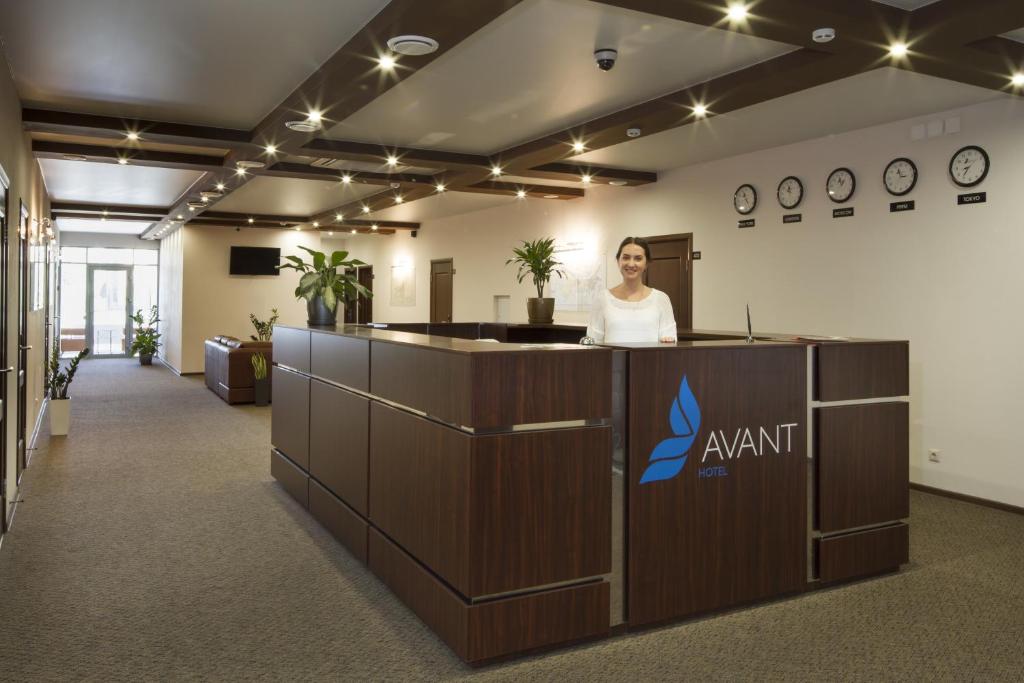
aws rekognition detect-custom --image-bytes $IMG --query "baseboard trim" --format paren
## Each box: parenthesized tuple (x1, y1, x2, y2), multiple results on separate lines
(26, 396, 48, 468)
(910, 482, 1024, 516)
(156, 356, 182, 376)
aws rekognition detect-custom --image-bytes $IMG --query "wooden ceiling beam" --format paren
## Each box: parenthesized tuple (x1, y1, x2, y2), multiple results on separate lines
(52, 212, 160, 223)
(525, 163, 656, 186)
(458, 181, 584, 199)
(51, 201, 168, 217)
(22, 108, 251, 147)
(263, 161, 436, 187)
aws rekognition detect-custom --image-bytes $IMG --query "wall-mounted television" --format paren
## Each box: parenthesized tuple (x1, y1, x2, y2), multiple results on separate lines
(230, 246, 280, 276)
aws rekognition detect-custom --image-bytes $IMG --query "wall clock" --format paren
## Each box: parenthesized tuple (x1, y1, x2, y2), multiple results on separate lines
(826, 167, 856, 203)
(948, 145, 989, 188)
(883, 157, 917, 196)
(733, 184, 757, 215)
(777, 176, 803, 209)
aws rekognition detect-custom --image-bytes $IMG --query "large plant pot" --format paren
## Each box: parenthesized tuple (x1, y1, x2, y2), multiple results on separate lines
(50, 398, 71, 436)
(526, 297, 555, 324)
(254, 377, 270, 407)
(139, 353, 153, 366)
(307, 296, 337, 326)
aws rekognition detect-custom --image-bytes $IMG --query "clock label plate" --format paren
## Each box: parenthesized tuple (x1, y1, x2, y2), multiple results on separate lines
(738, 219, 755, 228)
(692, 251, 702, 260)
(782, 214, 802, 223)
(833, 207, 855, 218)
(890, 200, 915, 213)
(957, 192, 986, 205)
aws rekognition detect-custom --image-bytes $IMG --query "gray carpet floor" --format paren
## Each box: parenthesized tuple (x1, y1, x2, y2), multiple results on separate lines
(1, 358, 1022, 681)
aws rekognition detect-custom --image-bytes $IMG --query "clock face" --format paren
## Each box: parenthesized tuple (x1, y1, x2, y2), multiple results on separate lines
(949, 145, 989, 188)
(734, 184, 757, 215)
(884, 157, 918, 196)
(777, 176, 803, 209)
(826, 167, 856, 203)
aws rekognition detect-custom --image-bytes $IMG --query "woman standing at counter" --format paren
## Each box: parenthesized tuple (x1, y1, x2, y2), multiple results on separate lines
(586, 237, 677, 344)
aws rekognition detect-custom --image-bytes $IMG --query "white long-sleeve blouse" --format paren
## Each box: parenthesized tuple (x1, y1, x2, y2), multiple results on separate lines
(585, 288, 677, 343)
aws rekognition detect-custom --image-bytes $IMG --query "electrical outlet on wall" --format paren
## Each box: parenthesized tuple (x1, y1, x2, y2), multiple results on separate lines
(928, 449, 941, 463)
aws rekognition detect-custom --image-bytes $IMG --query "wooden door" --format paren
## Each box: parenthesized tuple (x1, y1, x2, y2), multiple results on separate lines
(643, 233, 693, 329)
(357, 266, 373, 324)
(16, 203, 28, 480)
(430, 259, 454, 323)
(0, 178, 8, 531)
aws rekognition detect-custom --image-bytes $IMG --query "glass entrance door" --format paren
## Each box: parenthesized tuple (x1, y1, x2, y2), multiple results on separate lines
(87, 265, 132, 357)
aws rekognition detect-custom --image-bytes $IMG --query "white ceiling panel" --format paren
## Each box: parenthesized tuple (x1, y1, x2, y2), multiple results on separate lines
(571, 68, 1006, 172)
(209, 176, 382, 217)
(57, 218, 152, 235)
(39, 159, 202, 205)
(0, 0, 390, 129)
(328, 0, 796, 154)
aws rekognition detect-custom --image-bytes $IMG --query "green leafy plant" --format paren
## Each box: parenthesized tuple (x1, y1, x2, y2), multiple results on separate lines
(46, 345, 89, 400)
(129, 305, 161, 356)
(505, 237, 566, 298)
(278, 247, 371, 312)
(250, 308, 279, 342)
(251, 352, 268, 380)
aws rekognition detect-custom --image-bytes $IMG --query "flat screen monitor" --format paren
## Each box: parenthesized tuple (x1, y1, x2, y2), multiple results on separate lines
(230, 246, 280, 276)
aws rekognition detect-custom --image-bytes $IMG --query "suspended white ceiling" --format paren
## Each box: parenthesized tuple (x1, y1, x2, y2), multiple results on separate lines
(39, 159, 203, 205)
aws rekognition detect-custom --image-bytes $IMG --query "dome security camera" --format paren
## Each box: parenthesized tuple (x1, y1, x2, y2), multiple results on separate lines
(594, 48, 618, 71)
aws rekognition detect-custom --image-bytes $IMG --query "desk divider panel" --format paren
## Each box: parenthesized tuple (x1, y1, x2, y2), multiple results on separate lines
(271, 366, 310, 470)
(371, 342, 473, 426)
(272, 326, 311, 373)
(309, 380, 369, 515)
(815, 341, 909, 401)
(310, 332, 369, 391)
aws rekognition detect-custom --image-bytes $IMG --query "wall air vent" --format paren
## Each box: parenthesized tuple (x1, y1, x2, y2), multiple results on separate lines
(386, 35, 439, 56)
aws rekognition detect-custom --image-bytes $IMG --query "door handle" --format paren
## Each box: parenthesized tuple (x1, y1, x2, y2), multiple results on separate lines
(19, 345, 32, 351)
(0, 367, 13, 373)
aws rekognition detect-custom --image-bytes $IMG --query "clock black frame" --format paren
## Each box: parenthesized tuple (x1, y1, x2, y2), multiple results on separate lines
(733, 184, 757, 215)
(776, 176, 804, 209)
(826, 167, 856, 204)
(948, 144, 989, 188)
(883, 157, 918, 197)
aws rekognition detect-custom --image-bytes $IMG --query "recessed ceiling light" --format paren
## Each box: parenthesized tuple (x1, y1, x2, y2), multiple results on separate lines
(247, 217, 254, 224)
(386, 35, 439, 56)
(362, 205, 370, 214)
(543, 194, 558, 199)
(394, 195, 403, 204)
(335, 213, 343, 221)
(581, 174, 592, 184)
(491, 165, 502, 176)
(307, 110, 322, 123)
(313, 221, 319, 227)
(572, 140, 585, 153)
(327, 231, 334, 236)
(726, 3, 748, 21)
(264, 144, 277, 155)
(371, 224, 378, 231)
(378, 54, 397, 70)
(341, 174, 352, 184)
(126, 131, 140, 141)
(295, 226, 301, 231)
(516, 189, 527, 199)
(352, 229, 357, 234)
(117, 157, 129, 165)
(386, 155, 399, 167)
(215, 182, 226, 191)
(436, 183, 446, 192)
(609, 179, 628, 186)
(176, 214, 183, 220)
(888, 42, 908, 58)
(1012, 72, 1024, 87)
(236, 168, 247, 176)
(693, 104, 708, 117)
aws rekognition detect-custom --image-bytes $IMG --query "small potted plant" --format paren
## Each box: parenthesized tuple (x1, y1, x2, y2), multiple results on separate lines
(46, 345, 89, 436)
(279, 247, 371, 325)
(249, 308, 277, 407)
(505, 237, 566, 324)
(130, 305, 161, 365)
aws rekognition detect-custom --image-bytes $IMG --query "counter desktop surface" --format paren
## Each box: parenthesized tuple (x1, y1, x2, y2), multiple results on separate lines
(269, 322, 910, 665)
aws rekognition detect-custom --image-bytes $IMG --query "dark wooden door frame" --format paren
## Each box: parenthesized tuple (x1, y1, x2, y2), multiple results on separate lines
(643, 232, 694, 329)
(16, 201, 28, 482)
(0, 170, 8, 533)
(343, 265, 374, 325)
(429, 258, 454, 323)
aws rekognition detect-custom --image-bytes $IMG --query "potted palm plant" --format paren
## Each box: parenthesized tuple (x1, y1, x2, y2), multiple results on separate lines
(46, 345, 89, 436)
(130, 305, 161, 365)
(278, 246, 371, 326)
(249, 308, 277, 407)
(506, 237, 566, 324)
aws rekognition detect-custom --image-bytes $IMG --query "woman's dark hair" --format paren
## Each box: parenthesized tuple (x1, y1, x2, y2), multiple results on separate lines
(616, 236, 652, 261)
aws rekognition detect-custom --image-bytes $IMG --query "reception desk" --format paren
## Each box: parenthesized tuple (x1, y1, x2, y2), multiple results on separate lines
(270, 323, 909, 664)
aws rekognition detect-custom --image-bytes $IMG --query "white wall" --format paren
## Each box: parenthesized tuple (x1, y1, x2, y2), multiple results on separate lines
(158, 229, 184, 372)
(349, 96, 1024, 508)
(174, 226, 322, 373)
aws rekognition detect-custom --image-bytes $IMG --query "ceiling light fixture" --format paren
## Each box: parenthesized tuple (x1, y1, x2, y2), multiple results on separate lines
(327, 231, 334, 236)
(264, 144, 277, 155)
(543, 194, 558, 199)
(335, 212, 343, 221)
(386, 35, 439, 56)
(236, 168, 247, 176)
(888, 42, 908, 58)
(201, 190, 222, 201)
(1012, 72, 1024, 87)
(176, 214, 183, 220)
(341, 174, 352, 184)
(693, 103, 708, 117)
(117, 157, 129, 165)
(394, 195, 404, 203)
(248, 217, 254, 224)
(362, 205, 370, 214)
(491, 165, 502, 177)
(285, 110, 324, 132)
(581, 174, 592, 184)
(609, 179, 628, 186)
(371, 224, 378, 231)
(378, 54, 397, 70)
(126, 131, 140, 141)
(215, 182, 226, 191)
(516, 189, 527, 199)
(572, 140, 585, 153)
(726, 2, 748, 21)
(352, 229, 357, 234)
(313, 221, 320, 227)
(436, 183, 446, 192)
(307, 110, 323, 124)
(295, 226, 301, 231)
(386, 155, 399, 167)
(237, 160, 265, 170)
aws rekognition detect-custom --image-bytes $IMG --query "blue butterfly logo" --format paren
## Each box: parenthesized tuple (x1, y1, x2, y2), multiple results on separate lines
(639, 375, 701, 484)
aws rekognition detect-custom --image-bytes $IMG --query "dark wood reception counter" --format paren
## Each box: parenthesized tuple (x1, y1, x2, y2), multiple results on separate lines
(270, 322, 909, 664)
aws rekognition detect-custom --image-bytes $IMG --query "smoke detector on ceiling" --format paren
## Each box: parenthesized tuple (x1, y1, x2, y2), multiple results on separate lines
(812, 28, 836, 43)
(626, 127, 642, 138)
(386, 35, 439, 56)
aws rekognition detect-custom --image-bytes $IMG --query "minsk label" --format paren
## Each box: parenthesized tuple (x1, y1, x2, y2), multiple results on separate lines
(890, 200, 915, 213)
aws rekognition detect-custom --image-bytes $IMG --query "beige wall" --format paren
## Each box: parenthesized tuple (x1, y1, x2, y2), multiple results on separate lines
(346, 96, 1024, 509)
(162, 226, 322, 374)
(158, 229, 184, 372)
(0, 52, 53, 524)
